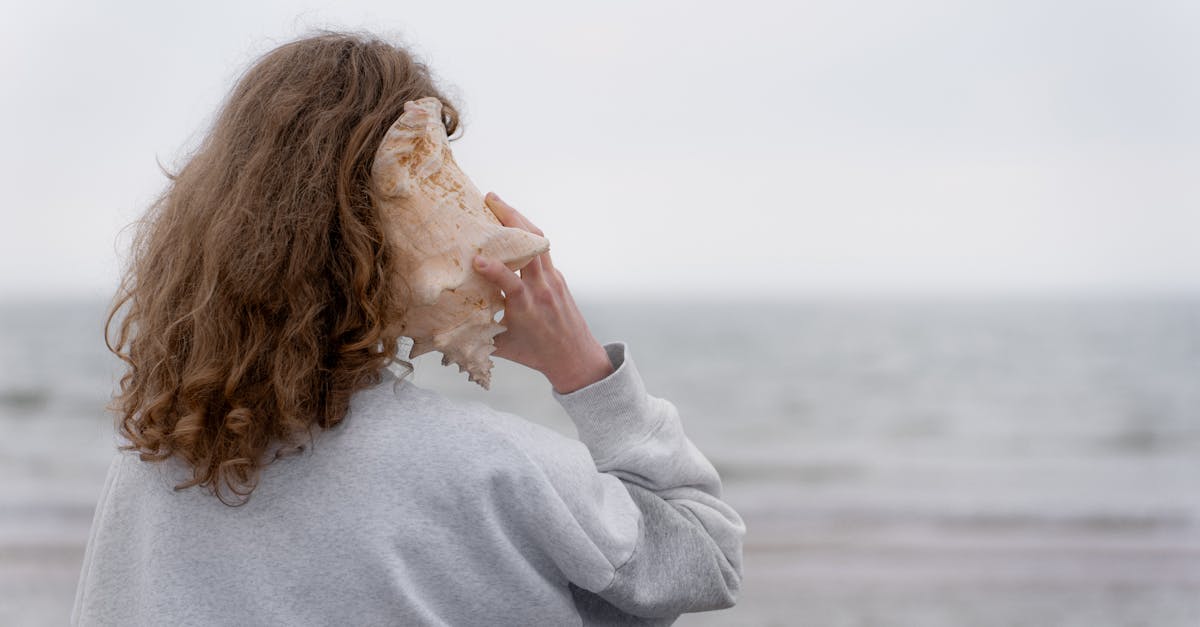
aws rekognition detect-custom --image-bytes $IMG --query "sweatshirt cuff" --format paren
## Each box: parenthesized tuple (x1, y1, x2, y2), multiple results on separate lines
(552, 342, 660, 464)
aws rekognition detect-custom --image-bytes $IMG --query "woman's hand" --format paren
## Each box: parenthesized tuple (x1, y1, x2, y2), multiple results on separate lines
(472, 192, 614, 394)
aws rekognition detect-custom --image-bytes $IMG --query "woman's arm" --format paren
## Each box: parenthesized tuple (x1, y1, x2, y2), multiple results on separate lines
(486, 341, 745, 620)
(474, 195, 745, 620)
(471, 192, 613, 394)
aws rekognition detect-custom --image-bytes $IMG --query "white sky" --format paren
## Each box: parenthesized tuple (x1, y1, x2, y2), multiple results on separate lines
(2, 0, 1198, 299)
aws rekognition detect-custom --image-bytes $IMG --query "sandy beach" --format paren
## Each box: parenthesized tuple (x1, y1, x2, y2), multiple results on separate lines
(3, 298, 1199, 625)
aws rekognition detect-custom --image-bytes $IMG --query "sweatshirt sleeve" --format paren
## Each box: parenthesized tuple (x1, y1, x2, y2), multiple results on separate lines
(493, 342, 745, 622)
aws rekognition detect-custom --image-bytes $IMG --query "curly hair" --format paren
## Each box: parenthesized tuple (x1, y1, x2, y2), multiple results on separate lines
(105, 31, 460, 506)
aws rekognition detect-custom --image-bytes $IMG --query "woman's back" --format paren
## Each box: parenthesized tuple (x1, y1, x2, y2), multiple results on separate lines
(73, 345, 744, 625)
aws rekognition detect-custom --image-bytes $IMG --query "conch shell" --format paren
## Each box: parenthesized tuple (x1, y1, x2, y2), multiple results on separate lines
(371, 97, 549, 388)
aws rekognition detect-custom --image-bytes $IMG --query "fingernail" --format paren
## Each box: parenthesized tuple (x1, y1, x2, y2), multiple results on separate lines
(473, 255, 487, 269)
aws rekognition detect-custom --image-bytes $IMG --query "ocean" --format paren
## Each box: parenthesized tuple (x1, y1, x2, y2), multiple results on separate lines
(1, 296, 1198, 626)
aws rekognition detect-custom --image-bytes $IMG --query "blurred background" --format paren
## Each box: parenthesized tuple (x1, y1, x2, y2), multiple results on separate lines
(2, 1, 1198, 625)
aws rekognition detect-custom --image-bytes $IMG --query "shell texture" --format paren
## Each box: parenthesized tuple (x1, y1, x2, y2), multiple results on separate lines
(371, 97, 549, 388)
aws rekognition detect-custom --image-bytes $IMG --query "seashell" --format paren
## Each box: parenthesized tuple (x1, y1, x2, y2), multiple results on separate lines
(371, 97, 549, 389)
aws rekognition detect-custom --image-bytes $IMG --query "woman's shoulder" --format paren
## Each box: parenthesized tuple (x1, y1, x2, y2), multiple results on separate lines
(339, 372, 583, 476)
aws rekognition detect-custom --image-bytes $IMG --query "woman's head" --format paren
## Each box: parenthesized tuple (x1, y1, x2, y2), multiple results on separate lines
(106, 31, 458, 505)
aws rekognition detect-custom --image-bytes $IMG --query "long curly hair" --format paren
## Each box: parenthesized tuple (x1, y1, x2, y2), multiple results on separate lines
(105, 31, 460, 505)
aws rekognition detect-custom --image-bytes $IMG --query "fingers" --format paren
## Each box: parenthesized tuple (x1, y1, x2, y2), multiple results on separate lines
(514, 209, 545, 237)
(485, 192, 544, 236)
(485, 192, 556, 273)
(483, 192, 558, 277)
(538, 249, 556, 272)
(518, 254, 544, 281)
(484, 192, 520, 229)
(473, 255, 524, 296)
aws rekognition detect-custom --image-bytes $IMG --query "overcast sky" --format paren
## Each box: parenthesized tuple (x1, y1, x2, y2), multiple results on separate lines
(2, 0, 1197, 300)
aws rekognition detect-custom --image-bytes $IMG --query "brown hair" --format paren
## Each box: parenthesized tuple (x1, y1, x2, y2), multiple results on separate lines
(105, 31, 459, 505)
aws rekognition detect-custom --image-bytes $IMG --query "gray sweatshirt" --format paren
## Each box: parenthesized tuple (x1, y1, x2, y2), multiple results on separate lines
(71, 342, 745, 626)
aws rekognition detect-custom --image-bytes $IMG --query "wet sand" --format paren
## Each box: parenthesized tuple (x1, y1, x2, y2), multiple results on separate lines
(4, 472, 1199, 626)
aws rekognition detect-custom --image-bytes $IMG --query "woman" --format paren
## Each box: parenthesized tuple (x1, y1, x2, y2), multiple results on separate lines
(73, 31, 744, 626)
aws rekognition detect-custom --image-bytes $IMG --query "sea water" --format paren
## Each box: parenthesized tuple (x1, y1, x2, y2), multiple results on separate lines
(1, 296, 1198, 626)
